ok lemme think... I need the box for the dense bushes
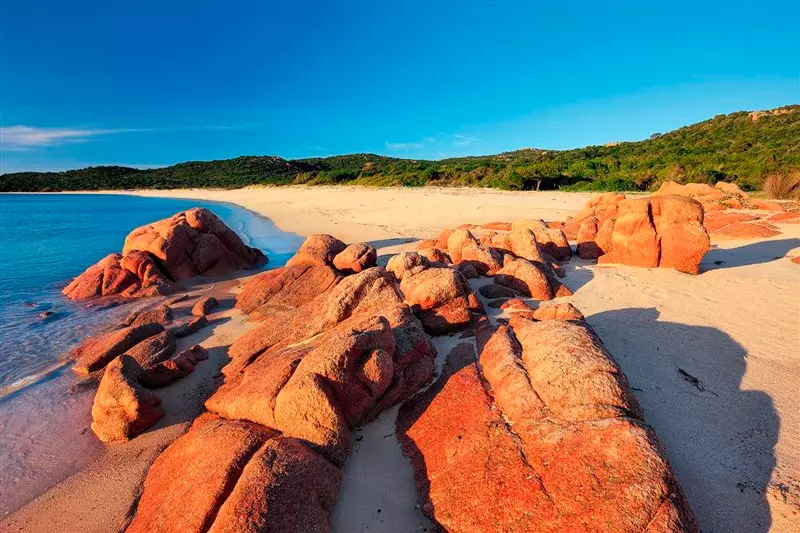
[1,106,797,193]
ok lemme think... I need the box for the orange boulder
[332,242,377,273]
[91,355,163,443]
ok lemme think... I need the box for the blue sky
[1,1,798,173]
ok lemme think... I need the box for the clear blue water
[0,194,303,395]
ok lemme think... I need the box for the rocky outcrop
[139,345,209,388]
[573,194,710,274]
[126,414,339,533]
[64,208,267,300]
[91,355,163,443]
[397,311,698,533]
[494,256,554,300]
[332,242,377,273]
[235,264,341,318]
[191,296,218,317]
[399,266,481,334]
[129,250,439,531]
[123,208,267,281]
[447,229,503,275]
[126,330,177,368]
[71,323,165,374]
[285,234,346,269]
[123,305,173,328]
[386,251,430,281]
[510,220,572,260]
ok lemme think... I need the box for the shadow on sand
[587,307,777,533]
[701,238,800,271]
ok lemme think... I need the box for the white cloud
[385,141,424,150]
[0,125,145,150]
[452,134,479,146]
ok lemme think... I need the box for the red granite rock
[651,195,710,274]
[191,296,218,317]
[599,197,660,268]
[90,355,163,443]
[126,414,276,533]
[71,323,165,374]
[400,266,479,334]
[235,265,340,317]
[494,257,553,301]
[332,242,377,273]
[207,437,340,533]
[532,302,585,321]
[126,330,177,368]
[123,304,173,328]
[285,234,347,269]
[396,318,699,533]
[482,221,512,231]
[703,212,760,233]
[123,207,267,281]
[417,247,451,265]
[386,252,430,281]
[62,254,139,300]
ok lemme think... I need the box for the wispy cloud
[384,133,482,155]
[385,141,425,151]
[0,125,147,151]
[452,134,479,146]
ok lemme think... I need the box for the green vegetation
[2,106,798,193]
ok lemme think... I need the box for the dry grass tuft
[764,170,800,200]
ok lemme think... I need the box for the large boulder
[207,437,341,533]
[228,267,403,375]
[397,318,699,533]
[126,330,177,368]
[447,229,503,275]
[127,415,340,533]
[123,207,267,281]
[399,266,480,334]
[510,220,572,260]
[599,197,660,268]
[332,242,377,273]
[285,234,346,269]
[597,196,710,274]
[386,252,430,281]
[64,208,266,300]
[71,323,164,374]
[90,355,163,443]
[191,296,218,317]
[650,195,710,274]
[123,304,173,328]
[235,265,341,318]
[62,254,139,300]
[126,414,277,533]
[494,257,553,301]
[210,316,397,465]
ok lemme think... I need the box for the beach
[3,186,799,532]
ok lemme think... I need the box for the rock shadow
[368,237,419,250]
[701,238,800,271]
[587,307,777,533]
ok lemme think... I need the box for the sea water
[0,193,302,396]
[0,193,304,514]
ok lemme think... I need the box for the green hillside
[2,106,798,193]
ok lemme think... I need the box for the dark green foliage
[2,106,798,192]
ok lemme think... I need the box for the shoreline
[0,197,296,517]
[3,187,799,532]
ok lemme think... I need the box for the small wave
[0,359,73,401]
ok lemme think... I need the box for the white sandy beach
[4,186,799,532]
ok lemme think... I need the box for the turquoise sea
[0,193,302,396]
